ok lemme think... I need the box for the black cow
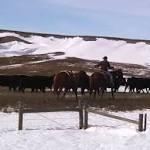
[19,75,55,92]
[0,75,11,90]
[0,75,22,91]
[125,77,150,93]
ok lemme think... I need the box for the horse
[89,72,108,99]
[53,71,78,100]
[90,69,124,99]
[110,69,124,92]
[74,70,90,95]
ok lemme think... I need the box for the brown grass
[0,55,148,76]
[0,87,150,112]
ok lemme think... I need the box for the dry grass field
[0,55,149,76]
[0,86,150,111]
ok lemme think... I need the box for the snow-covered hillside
[0,32,150,66]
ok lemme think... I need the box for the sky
[1,0,150,39]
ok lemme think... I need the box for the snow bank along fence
[17,100,86,130]
[80,100,147,132]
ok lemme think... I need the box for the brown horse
[53,71,78,100]
[89,72,108,99]
[74,70,90,95]
[90,69,124,99]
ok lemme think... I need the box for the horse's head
[111,69,124,84]
[75,70,89,88]
[66,71,78,86]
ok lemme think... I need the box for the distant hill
[1,29,150,43]
[0,36,31,44]
[0,28,150,77]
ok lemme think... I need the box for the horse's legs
[89,88,93,100]
[124,85,128,92]
[58,87,63,99]
[98,88,100,96]
[111,87,115,100]
[100,88,105,99]
[81,87,84,95]
[55,89,59,99]
[54,86,62,99]
[93,89,96,99]
[62,88,68,99]
[73,88,78,100]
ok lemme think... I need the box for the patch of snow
[0,33,150,66]
[0,109,149,150]
[0,64,23,69]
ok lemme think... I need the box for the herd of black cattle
[125,77,150,93]
[0,74,55,92]
[0,72,150,94]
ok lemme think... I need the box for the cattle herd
[0,74,55,92]
[125,77,150,93]
[0,71,150,96]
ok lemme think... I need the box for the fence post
[18,101,23,130]
[79,99,83,129]
[144,113,147,131]
[83,99,88,129]
[138,114,143,132]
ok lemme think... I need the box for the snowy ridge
[0,32,150,66]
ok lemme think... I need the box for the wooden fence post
[78,99,83,129]
[138,114,143,132]
[83,99,88,129]
[144,113,147,131]
[18,101,23,130]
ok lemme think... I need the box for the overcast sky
[1,0,150,39]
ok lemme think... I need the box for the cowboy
[95,56,114,86]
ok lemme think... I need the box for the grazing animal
[110,69,124,92]
[0,74,55,92]
[125,77,150,93]
[53,71,78,100]
[0,75,22,91]
[75,70,90,95]
[89,69,124,99]
[124,77,135,92]
[19,75,55,92]
[89,72,108,99]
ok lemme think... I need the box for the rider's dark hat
[103,56,107,59]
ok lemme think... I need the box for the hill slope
[0,29,149,76]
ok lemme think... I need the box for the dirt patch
[0,36,31,44]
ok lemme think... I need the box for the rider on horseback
[95,56,114,86]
